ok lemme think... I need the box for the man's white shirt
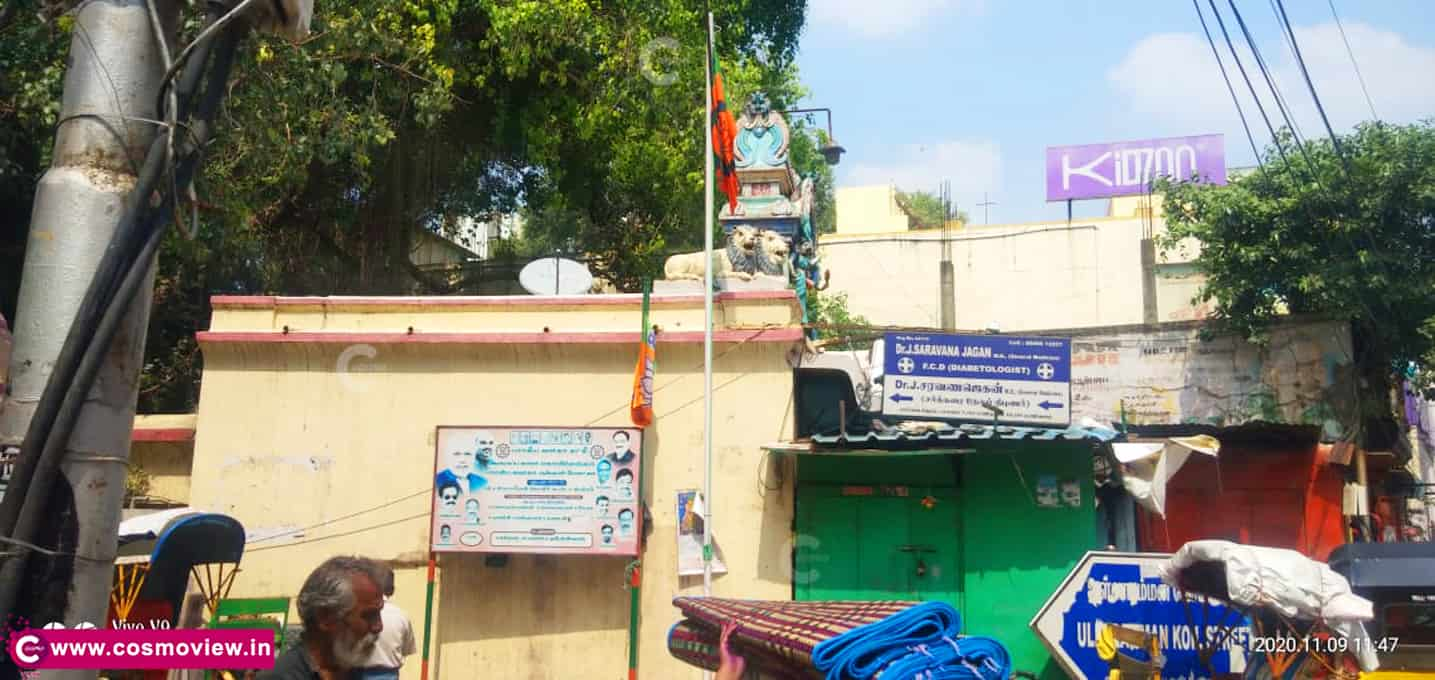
[362,597,418,669]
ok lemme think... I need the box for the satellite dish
[519,256,594,296]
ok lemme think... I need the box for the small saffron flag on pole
[708,34,739,214]
[631,280,656,428]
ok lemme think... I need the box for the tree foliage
[513,59,838,266]
[810,288,874,350]
[1,0,813,411]
[894,188,966,230]
[1157,121,1435,398]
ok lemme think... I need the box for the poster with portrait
[676,489,728,576]
[431,426,642,555]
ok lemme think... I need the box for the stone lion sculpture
[756,230,791,280]
[663,225,760,281]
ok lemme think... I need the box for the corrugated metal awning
[762,441,977,457]
[765,423,1118,455]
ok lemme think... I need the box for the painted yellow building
[187,291,805,680]
[128,414,198,508]
[834,184,911,235]
[820,192,1208,330]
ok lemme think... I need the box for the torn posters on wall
[677,490,728,576]
[1070,319,1355,435]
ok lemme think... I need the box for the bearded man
[258,556,385,680]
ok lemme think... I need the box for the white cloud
[1282,23,1435,128]
[841,139,1003,205]
[807,0,983,40]
[1107,22,1435,159]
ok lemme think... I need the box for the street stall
[1132,432,1348,561]
[1329,542,1435,678]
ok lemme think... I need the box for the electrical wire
[1227,0,1321,182]
[820,224,1099,248]
[1205,0,1298,177]
[0,5,246,626]
[245,513,432,553]
[244,489,432,544]
[253,316,1282,552]
[0,38,238,615]
[238,326,785,549]
[1194,0,1263,164]
[0,4,227,540]
[1273,0,1403,355]
[1261,0,1309,145]
[1326,0,1378,121]
[145,0,188,240]
[156,0,260,116]
[1273,0,1348,162]
[1198,2,1393,438]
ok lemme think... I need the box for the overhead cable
[1274,0,1349,162]
[1227,0,1321,182]
[1326,0,1379,120]
[1205,0,1297,177]
[1193,0,1263,163]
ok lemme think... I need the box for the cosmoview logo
[6,627,276,671]
[336,343,385,393]
[11,632,45,665]
[6,621,94,666]
[639,37,680,86]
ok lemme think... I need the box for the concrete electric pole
[939,181,956,331]
[0,4,306,667]
[0,0,179,638]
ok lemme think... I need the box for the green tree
[1157,121,1435,407]
[1,0,813,411]
[894,189,967,229]
[809,288,875,350]
[513,58,837,270]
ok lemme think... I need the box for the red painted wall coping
[131,428,196,443]
[196,327,804,345]
[211,290,795,309]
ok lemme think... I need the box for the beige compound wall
[819,214,1207,331]
[835,184,910,235]
[188,293,801,680]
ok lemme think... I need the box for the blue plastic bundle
[810,602,1012,680]
[876,635,1012,680]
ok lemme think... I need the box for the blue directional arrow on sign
[883,332,1073,427]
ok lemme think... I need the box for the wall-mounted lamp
[780,108,845,166]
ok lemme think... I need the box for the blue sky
[796,0,1435,224]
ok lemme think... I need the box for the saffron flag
[630,282,655,428]
[709,44,739,213]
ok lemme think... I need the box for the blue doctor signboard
[883,333,1072,427]
[1030,551,1251,680]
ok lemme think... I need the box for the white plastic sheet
[1118,436,1220,517]
[116,507,203,539]
[1161,540,1380,671]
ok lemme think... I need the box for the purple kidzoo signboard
[1046,134,1226,201]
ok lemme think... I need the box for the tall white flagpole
[702,11,716,604]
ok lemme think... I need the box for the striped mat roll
[667,597,1011,680]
